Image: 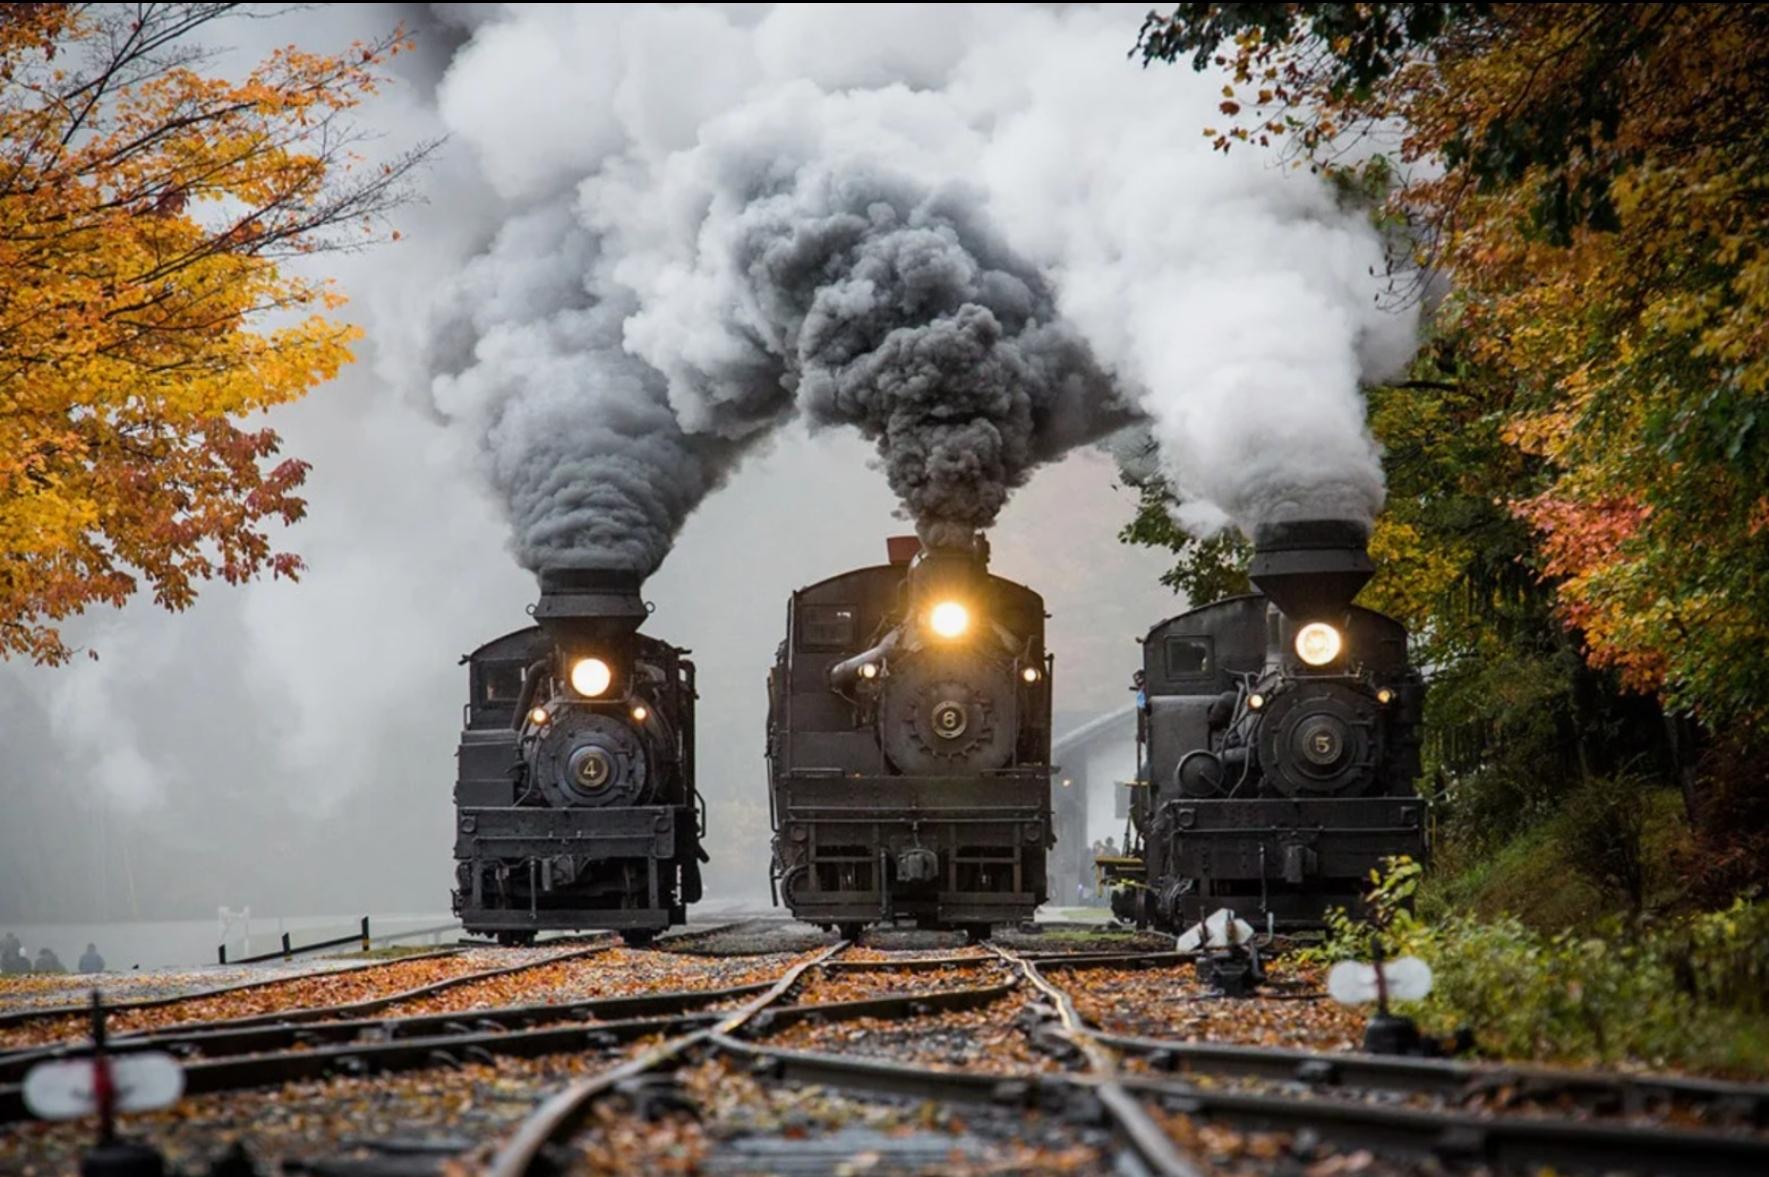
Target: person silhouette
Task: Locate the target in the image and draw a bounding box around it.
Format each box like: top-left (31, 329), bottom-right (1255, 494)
top-left (78, 943), bottom-right (106, 973)
top-left (0, 934), bottom-right (27, 974)
top-left (33, 947), bottom-right (65, 974)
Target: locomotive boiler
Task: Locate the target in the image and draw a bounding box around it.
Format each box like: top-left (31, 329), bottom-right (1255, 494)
top-left (1112, 519), bottom-right (1426, 931)
top-left (453, 570), bottom-right (704, 946)
top-left (767, 534), bottom-right (1053, 941)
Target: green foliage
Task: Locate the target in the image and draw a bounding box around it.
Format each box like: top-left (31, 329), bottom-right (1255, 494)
top-left (1117, 476), bottom-right (1251, 605)
top-left (1136, 4), bottom-right (1470, 102)
top-left (1557, 773), bottom-right (1654, 914)
top-left (1316, 862), bottom-right (1769, 1074)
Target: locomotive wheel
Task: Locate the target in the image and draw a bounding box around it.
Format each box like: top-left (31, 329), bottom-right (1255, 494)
top-left (837, 922), bottom-right (866, 943)
top-left (963, 923), bottom-right (993, 944)
top-left (620, 929), bottom-right (657, 948)
top-left (495, 931), bottom-right (535, 947)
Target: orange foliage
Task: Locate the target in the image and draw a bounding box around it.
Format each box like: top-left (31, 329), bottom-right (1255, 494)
top-left (0, 4), bottom-right (426, 662)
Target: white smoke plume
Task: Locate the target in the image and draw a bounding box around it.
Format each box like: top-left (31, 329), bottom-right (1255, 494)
top-left (410, 4), bottom-right (1413, 574)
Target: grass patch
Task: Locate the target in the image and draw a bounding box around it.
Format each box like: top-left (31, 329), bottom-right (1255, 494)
top-left (1422, 787), bottom-right (1693, 929)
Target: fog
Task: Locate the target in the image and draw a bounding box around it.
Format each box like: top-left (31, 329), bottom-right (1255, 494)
top-left (0, 2), bottom-right (1406, 928)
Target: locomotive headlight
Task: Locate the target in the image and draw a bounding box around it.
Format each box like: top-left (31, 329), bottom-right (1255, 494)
top-left (1247, 692), bottom-right (1265, 711)
top-left (631, 704), bottom-right (649, 722)
top-left (570, 657), bottom-right (612, 697)
top-left (859, 662), bottom-right (879, 680)
top-left (928, 600), bottom-right (970, 639)
top-left (529, 706), bottom-right (550, 727)
top-left (1021, 666), bottom-right (1041, 684)
top-left (1376, 687), bottom-right (1395, 705)
top-left (1294, 622), bottom-right (1343, 666)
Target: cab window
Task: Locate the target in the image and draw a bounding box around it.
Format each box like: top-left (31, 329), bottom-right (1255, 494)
top-left (1164, 637), bottom-right (1213, 680)
top-left (798, 604), bottom-right (858, 650)
top-left (480, 662), bottom-right (525, 704)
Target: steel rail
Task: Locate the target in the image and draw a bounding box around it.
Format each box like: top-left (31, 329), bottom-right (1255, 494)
top-left (0, 947), bottom-right (464, 1031)
top-left (1121, 1072), bottom-right (1769, 1177)
top-left (989, 946), bottom-right (1208, 1177)
top-left (822, 954), bottom-right (1001, 973)
top-left (0, 978), bottom-right (779, 1084)
top-left (1025, 950), bottom-right (1196, 971)
top-left (1096, 1029), bottom-right (1769, 1123)
top-left (483, 940), bottom-right (850, 1177)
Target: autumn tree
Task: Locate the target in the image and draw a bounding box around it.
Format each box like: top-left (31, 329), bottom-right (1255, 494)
top-left (1135, 5), bottom-right (1769, 733)
top-left (0, 3), bottom-right (429, 662)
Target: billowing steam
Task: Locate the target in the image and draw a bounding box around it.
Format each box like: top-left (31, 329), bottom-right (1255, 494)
top-left (411, 4), bottom-right (1416, 572)
top-left (423, 204), bottom-right (758, 572)
top-left (615, 163), bottom-right (1124, 549)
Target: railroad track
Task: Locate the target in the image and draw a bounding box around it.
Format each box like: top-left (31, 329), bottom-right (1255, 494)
top-left (6, 928), bottom-right (1767, 1176)
top-left (989, 946), bottom-right (1769, 1176)
top-left (546, 937), bottom-right (1769, 1177)
top-left (0, 920), bottom-right (739, 1076)
top-left (0, 938), bottom-right (619, 1076)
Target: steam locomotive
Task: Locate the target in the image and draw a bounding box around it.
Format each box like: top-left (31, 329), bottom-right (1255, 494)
top-left (767, 534), bottom-right (1054, 940)
top-left (1109, 519), bottom-right (1427, 930)
top-left (453, 570), bottom-right (705, 946)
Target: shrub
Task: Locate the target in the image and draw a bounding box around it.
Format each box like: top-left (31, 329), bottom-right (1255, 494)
top-left (1313, 862), bottom-right (1769, 1075)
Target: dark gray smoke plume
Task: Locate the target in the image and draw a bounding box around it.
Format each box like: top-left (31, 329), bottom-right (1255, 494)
top-left (422, 204), bottom-right (767, 573)
top-left (649, 171), bottom-right (1125, 549)
top-left (422, 154), bottom-right (1124, 569)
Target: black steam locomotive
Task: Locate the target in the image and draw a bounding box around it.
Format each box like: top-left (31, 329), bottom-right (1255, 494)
top-left (767, 534), bottom-right (1054, 940)
top-left (1110, 519), bottom-right (1426, 931)
top-left (453, 571), bottom-right (704, 946)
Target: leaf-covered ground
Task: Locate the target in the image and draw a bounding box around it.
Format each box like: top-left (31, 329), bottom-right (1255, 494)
top-left (760, 992), bottom-right (1068, 1075)
top-left (792, 962), bottom-right (1008, 1006)
top-left (1063, 958), bottom-right (1367, 1052)
top-left (375, 948), bottom-right (809, 1020)
top-left (557, 1058), bottom-right (1114, 1176)
top-left (0, 956), bottom-right (424, 1015)
top-left (0, 946), bottom-right (580, 1050)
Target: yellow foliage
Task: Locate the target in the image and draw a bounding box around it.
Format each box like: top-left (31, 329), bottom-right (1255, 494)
top-left (0, 5), bottom-right (420, 663)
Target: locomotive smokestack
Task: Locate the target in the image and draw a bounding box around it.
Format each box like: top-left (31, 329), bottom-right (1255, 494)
top-left (1247, 518), bottom-right (1374, 621)
top-left (908, 533), bottom-right (989, 609)
top-left (533, 568), bottom-right (649, 644)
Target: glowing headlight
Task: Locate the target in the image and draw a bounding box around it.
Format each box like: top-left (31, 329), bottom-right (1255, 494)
top-left (570, 657), bottom-right (612, 697)
top-left (1294, 622), bottom-right (1343, 666)
top-left (529, 706), bottom-right (550, 727)
top-left (859, 662), bottom-right (879, 680)
top-left (1247, 693), bottom-right (1265, 711)
top-left (631, 704), bottom-right (649, 722)
top-left (928, 601), bottom-right (970, 639)
top-left (1021, 666), bottom-right (1041, 684)
top-left (1376, 687), bottom-right (1395, 705)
